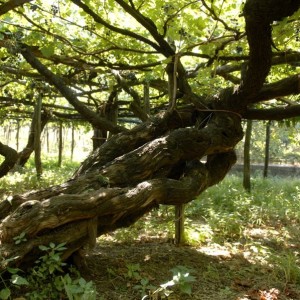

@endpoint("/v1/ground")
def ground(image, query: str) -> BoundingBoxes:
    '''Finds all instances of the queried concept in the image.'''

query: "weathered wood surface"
[0,112,241,270]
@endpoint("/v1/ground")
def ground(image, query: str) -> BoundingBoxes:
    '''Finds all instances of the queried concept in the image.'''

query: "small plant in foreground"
[270,251,300,285]
[0,242,97,299]
[133,278,156,298]
[13,232,27,245]
[62,273,97,300]
[151,265,196,298]
[0,262,29,300]
[25,242,96,299]
[125,263,142,281]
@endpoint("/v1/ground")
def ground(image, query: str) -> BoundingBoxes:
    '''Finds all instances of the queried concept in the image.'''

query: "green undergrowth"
[100,174,300,299]
[187,175,300,238]
[0,157,79,199]
[103,175,300,245]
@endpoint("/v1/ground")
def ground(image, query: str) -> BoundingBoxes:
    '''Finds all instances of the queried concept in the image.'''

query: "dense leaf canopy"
[0,0,299,127]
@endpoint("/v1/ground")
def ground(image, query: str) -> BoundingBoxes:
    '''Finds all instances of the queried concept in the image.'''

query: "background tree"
[0,0,300,270]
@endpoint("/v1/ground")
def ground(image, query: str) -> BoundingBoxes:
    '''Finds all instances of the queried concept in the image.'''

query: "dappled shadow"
[81,237,299,300]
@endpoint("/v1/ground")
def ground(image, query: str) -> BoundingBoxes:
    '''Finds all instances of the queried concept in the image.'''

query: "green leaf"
[78,277,86,286]
[51,253,61,261]
[7,267,21,274]
[0,288,11,300]
[180,282,192,295]
[11,274,29,286]
[56,242,67,249]
[40,44,55,57]
[49,264,55,274]
[39,245,49,251]
[140,278,149,285]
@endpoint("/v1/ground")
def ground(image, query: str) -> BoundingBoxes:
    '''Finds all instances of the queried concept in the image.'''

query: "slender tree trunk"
[71,124,75,161]
[46,126,50,154]
[58,121,63,167]
[17,110,51,167]
[92,128,105,150]
[143,82,150,115]
[6,125,12,144]
[16,119,20,151]
[107,99,118,139]
[243,120,252,192]
[34,93,43,179]
[263,120,271,178]
[92,105,107,150]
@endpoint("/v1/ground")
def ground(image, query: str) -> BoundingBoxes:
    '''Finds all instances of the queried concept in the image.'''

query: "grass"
[99,174,300,299]
[0,156,79,199]
[107,174,300,245]
[188,175,300,230]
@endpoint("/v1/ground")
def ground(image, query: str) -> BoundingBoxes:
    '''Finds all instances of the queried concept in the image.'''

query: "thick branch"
[0,142,18,178]
[241,1,272,97]
[0,0,32,15]
[73,109,198,176]
[215,53,300,78]
[252,74,300,103]
[241,0,300,98]
[243,105,300,120]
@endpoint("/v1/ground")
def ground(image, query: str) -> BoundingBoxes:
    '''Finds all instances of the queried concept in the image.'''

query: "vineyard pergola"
[0,0,300,270]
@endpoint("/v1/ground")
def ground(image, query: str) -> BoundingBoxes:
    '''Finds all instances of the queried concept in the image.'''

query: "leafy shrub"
[0,243,96,300]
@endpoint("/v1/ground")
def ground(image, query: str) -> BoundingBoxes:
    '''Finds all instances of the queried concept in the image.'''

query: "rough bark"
[0,0,33,16]
[0,142,18,178]
[0,111,242,271]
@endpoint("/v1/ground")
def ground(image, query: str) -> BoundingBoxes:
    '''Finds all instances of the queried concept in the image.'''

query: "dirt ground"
[82,235,300,300]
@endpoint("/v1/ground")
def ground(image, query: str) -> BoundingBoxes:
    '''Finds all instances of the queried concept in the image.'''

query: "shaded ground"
[81,220,300,300]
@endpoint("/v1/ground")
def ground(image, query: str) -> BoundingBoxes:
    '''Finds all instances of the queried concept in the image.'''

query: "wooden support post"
[58,121,63,167]
[263,120,271,178]
[16,119,20,151]
[71,124,75,161]
[143,82,150,115]
[34,93,43,179]
[175,204,185,245]
[243,119,252,192]
[46,126,50,154]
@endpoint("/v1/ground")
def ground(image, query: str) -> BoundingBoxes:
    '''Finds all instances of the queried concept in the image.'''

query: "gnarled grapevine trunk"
[0,110,243,271]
